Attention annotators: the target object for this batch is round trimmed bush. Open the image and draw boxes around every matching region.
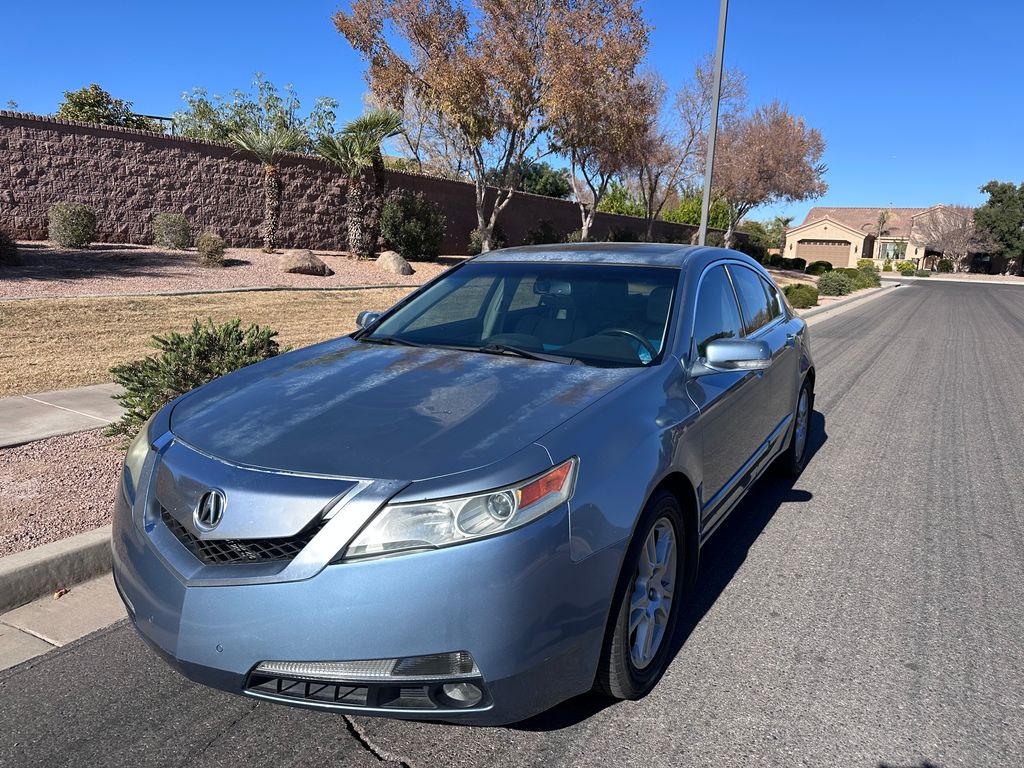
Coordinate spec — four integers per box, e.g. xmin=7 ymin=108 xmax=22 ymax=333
xmin=48 ymin=202 xmax=97 ymax=247
xmin=914 ymin=270 xmax=931 ymax=277
xmin=0 ymin=229 xmax=19 ymax=266
xmin=805 ymin=260 xmax=833 ymax=276
xmin=196 ymin=232 xmax=226 ymax=267
xmin=380 ymin=190 xmax=446 ymax=261
xmin=523 ymin=219 xmax=561 ymax=245
xmin=817 ymin=270 xmax=854 ymax=296
xmin=882 ymin=262 xmax=893 ymax=272
xmin=937 ymin=258 xmax=954 ymax=273
xmin=783 ymin=282 xmax=819 ymax=309
xmin=153 ymin=213 xmax=191 ymax=249
xmin=899 ymin=267 xmax=916 ymax=277
xmin=468 ymin=224 xmax=507 ymax=255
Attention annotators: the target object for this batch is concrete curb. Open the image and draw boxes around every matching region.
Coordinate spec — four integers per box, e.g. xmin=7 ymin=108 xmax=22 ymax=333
xmin=801 ymin=282 xmax=900 ymax=320
xmin=0 ymin=283 xmax=427 ymax=302
xmin=0 ymin=526 xmax=111 ymax=613
xmin=880 ymin=275 xmax=1024 ymax=287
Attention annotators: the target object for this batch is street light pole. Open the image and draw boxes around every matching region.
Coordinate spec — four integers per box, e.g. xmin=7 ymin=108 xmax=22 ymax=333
xmin=698 ymin=0 xmax=729 ymax=246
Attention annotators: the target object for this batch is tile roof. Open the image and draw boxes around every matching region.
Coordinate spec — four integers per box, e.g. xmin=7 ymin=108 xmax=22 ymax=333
xmin=800 ymin=207 xmax=929 ymax=239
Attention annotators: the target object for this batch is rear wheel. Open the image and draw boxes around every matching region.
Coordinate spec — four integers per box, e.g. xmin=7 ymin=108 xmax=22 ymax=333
xmin=776 ymin=379 xmax=813 ymax=476
xmin=596 ymin=490 xmax=686 ymax=699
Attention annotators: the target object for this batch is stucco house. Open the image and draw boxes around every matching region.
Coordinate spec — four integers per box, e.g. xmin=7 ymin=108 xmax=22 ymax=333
xmin=784 ymin=206 xmax=945 ymax=268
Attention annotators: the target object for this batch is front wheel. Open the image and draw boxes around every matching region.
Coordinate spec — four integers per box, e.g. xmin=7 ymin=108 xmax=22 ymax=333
xmin=776 ymin=379 xmax=813 ymax=476
xmin=595 ymin=490 xmax=686 ymax=700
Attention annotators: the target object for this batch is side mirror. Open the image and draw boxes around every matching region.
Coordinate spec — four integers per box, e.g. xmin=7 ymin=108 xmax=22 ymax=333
xmin=692 ymin=338 xmax=772 ymax=375
xmin=356 ymin=310 xmax=382 ymax=330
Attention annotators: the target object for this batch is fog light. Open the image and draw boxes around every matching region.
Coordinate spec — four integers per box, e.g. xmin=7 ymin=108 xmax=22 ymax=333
xmin=441 ymin=682 xmax=483 ymax=708
xmin=254 ymin=651 xmax=479 ymax=683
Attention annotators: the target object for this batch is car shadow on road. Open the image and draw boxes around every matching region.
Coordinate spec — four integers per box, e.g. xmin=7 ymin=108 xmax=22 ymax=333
xmin=513 ymin=410 xmax=829 ymax=732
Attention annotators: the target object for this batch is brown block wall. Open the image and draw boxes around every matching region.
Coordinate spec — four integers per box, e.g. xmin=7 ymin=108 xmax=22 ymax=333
xmin=0 ymin=112 xmax=727 ymax=253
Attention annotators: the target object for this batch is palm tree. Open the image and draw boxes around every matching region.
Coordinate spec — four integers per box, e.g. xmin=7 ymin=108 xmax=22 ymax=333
xmin=316 ymin=109 xmax=401 ymax=259
xmin=229 ymin=126 xmax=306 ymax=252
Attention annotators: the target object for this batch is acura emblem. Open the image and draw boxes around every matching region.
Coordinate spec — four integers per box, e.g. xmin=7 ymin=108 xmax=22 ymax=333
xmin=194 ymin=490 xmax=226 ymax=532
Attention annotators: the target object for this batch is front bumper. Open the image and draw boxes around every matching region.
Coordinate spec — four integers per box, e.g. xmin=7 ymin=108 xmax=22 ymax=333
xmin=111 ymin=486 xmax=621 ymax=725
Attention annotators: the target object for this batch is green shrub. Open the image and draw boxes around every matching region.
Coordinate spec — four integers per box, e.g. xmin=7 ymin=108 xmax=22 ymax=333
xmin=564 ymin=229 xmax=593 ymax=243
xmin=523 ymin=219 xmax=562 ymax=246
xmin=857 ymin=258 xmax=877 ymax=270
xmin=895 ymin=260 xmax=915 ymax=273
xmin=882 ymin=262 xmax=893 ymax=272
xmin=48 ymin=202 xmax=97 ymax=247
xmin=790 ymin=257 xmax=807 ymax=271
xmin=766 ymin=254 xmax=785 ymax=268
xmin=783 ymin=282 xmax=819 ymax=309
xmin=106 ymin=318 xmax=287 ymax=443
xmin=380 ymin=189 xmax=446 ymax=261
xmin=804 ymin=260 xmax=833 ymax=276
xmin=196 ymin=232 xmax=226 ymax=267
xmin=860 ymin=266 xmax=881 ymax=287
xmin=0 ymin=229 xmax=19 ymax=266
xmin=899 ymin=267 xmax=915 ymax=277
xmin=915 ymin=270 xmax=931 ymax=277
xmin=468 ymin=223 xmax=507 ymax=255
xmin=817 ymin=270 xmax=854 ymax=296
xmin=152 ymin=213 xmax=191 ymax=249
xmin=606 ymin=226 xmax=640 ymax=242
xmin=833 ymin=267 xmax=880 ymax=290
xmin=937 ymin=258 xmax=954 ymax=273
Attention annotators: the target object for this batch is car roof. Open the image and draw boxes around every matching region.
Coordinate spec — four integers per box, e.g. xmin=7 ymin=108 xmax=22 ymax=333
xmin=472 ymin=242 xmax=711 ymax=268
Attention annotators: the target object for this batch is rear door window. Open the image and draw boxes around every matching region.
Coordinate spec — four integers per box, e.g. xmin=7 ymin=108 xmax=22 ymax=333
xmin=727 ymin=265 xmax=774 ymax=335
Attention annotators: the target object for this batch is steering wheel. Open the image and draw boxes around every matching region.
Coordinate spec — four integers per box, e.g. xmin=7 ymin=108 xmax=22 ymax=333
xmin=597 ymin=328 xmax=658 ymax=360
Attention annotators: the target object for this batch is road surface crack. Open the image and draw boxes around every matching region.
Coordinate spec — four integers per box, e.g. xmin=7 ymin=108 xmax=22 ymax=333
xmin=343 ymin=714 xmax=412 ymax=767
xmin=180 ymin=700 xmax=261 ymax=766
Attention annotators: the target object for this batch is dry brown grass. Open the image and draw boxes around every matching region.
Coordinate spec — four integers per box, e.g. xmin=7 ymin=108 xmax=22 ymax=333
xmin=0 ymin=288 xmax=413 ymax=397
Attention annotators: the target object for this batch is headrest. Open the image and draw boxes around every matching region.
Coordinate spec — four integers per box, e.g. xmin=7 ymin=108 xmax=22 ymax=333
xmin=646 ymin=286 xmax=673 ymax=324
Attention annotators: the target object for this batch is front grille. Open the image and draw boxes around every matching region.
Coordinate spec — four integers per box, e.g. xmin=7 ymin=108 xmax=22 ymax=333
xmin=161 ymin=507 xmax=325 ymax=565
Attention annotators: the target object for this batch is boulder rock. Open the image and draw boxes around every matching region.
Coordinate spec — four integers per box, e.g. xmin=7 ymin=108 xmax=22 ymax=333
xmin=376 ymin=250 xmax=414 ymax=276
xmin=278 ymin=249 xmax=333 ymax=276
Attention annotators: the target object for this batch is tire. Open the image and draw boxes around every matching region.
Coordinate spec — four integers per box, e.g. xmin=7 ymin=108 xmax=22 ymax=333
xmin=776 ymin=378 xmax=813 ymax=476
xmin=595 ymin=489 xmax=686 ymax=700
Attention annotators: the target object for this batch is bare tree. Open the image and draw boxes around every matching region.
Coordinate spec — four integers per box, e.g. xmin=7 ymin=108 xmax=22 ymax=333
xmin=710 ymin=101 xmax=827 ymax=248
xmin=384 ymin=87 xmax=472 ymax=180
xmin=335 ymin=0 xmax=555 ymax=252
xmin=626 ymin=58 xmax=746 ymax=241
xmin=544 ymin=0 xmax=651 ymax=240
xmin=914 ymin=205 xmax=993 ymax=270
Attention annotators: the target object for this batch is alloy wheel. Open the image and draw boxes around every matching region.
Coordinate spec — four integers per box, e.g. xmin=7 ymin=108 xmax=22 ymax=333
xmin=628 ymin=518 xmax=677 ymax=670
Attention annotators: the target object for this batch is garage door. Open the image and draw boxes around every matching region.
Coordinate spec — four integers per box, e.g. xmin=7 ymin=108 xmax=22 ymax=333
xmin=796 ymin=240 xmax=850 ymax=267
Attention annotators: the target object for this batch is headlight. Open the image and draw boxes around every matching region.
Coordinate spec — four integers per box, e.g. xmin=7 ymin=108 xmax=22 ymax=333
xmin=343 ymin=458 xmax=578 ymax=560
xmin=123 ymin=414 xmax=157 ymax=502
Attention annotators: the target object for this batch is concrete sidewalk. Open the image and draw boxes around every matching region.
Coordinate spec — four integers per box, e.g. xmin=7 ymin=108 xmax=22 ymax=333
xmin=0 ymin=574 xmax=125 ymax=671
xmin=0 ymin=383 xmax=124 ymax=448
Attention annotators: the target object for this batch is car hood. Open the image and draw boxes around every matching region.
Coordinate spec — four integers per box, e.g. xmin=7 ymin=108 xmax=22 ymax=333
xmin=169 ymin=338 xmax=635 ymax=481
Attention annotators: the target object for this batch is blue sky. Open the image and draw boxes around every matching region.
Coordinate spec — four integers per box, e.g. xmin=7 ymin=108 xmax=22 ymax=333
xmin=2 ymin=0 xmax=1021 ymax=223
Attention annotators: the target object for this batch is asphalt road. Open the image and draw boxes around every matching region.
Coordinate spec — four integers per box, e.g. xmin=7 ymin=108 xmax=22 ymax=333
xmin=3 ymin=280 xmax=1023 ymax=768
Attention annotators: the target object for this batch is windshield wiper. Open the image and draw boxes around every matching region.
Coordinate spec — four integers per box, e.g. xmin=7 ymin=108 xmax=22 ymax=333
xmin=358 ymin=335 xmax=427 ymax=348
xmin=475 ymin=343 xmax=570 ymax=364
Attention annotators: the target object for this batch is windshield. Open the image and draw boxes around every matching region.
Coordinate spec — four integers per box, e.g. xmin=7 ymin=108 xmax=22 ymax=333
xmin=364 ymin=262 xmax=678 ymax=367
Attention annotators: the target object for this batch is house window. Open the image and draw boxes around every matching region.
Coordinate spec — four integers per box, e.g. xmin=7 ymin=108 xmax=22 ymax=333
xmin=876 ymin=241 xmax=907 ymax=260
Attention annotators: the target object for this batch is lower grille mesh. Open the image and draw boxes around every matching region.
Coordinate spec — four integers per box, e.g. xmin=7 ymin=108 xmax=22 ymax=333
xmin=161 ymin=508 xmax=324 ymax=565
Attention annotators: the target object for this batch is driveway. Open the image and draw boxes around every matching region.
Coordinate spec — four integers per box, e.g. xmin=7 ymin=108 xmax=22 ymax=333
xmin=2 ymin=281 xmax=1022 ymax=767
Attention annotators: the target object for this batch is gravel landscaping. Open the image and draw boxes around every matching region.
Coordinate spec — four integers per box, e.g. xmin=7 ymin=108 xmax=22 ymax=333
xmin=0 ymin=241 xmax=457 ymax=299
xmin=0 ymin=429 xmax=122 ymax=557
